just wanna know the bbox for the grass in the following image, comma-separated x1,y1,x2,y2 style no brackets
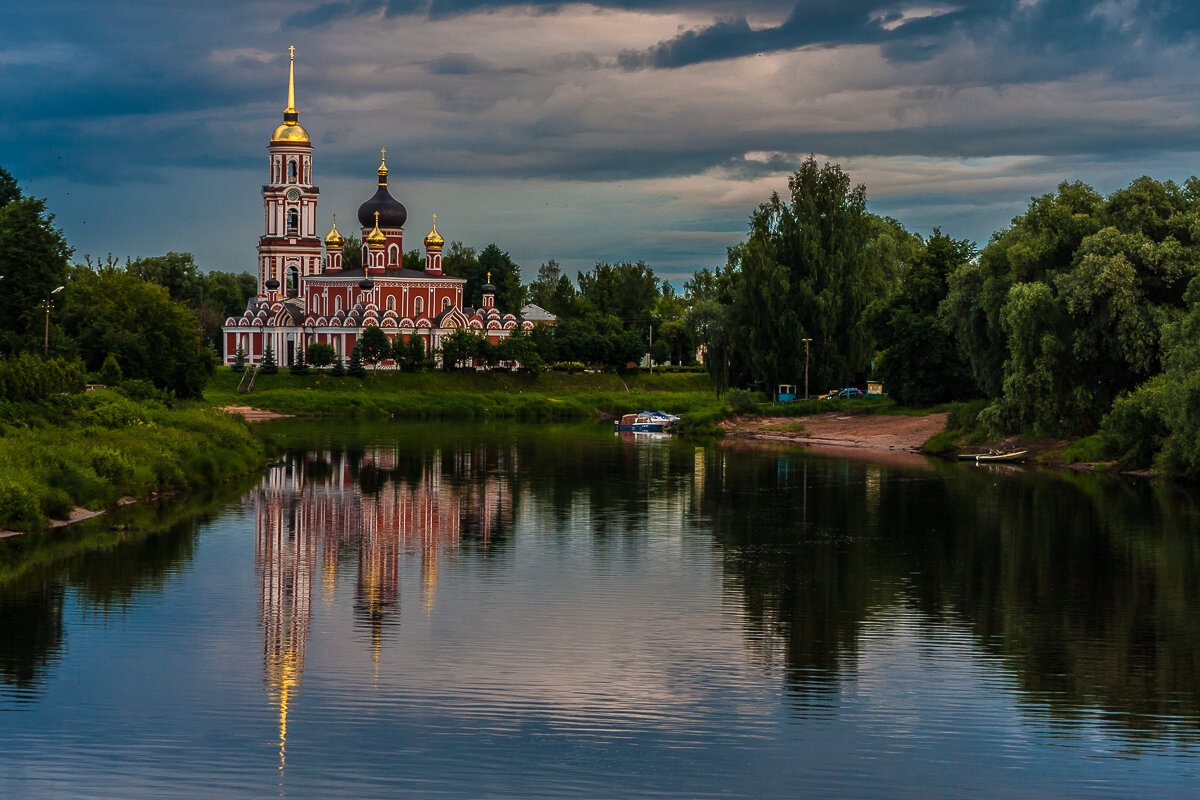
206,368,724,420
1055,434,1114,465
0,389,267,532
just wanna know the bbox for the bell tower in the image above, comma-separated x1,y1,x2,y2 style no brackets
258,46,321,302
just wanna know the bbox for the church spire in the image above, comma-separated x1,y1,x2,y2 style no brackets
271,46,310,144
286,45,297,115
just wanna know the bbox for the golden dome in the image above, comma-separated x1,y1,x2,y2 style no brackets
366,211,387,247
324,215,344,247
424,214,444,250
377,148,389,184
271,121,311,144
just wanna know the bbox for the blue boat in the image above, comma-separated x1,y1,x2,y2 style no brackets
615,410,680,433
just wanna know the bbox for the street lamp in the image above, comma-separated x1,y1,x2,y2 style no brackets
802,337,812,400
44,285,64,357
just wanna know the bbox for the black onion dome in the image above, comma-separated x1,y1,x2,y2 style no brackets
357,184,407,229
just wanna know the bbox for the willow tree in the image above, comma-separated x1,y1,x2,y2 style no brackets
728,157,881,391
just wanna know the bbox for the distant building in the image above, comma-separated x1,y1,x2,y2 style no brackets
223,49,532,366
519,304,557,326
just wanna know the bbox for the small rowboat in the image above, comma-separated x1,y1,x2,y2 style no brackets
974,450,1027,463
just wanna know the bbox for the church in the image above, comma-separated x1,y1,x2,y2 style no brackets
223,48,534,367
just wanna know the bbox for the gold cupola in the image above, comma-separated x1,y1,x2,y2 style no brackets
271,46,311,145
366,211,387,247
377,148,389,185
324,214,344,248
423,214,444,250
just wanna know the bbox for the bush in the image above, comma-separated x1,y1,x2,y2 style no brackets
723,388,762,415
0,353,87,401
307,342,335,369
98,353,123,385
117,378,175,406
0,480,45,530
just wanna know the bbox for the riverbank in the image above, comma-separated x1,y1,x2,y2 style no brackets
0,388,266,533
204,368,722,419
724,410,949,452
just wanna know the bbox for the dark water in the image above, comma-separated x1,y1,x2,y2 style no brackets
2,421,1199,798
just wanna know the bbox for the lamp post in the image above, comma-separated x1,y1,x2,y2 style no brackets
44,285,64,356
802,337,812,400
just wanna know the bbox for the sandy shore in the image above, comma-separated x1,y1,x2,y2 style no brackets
723,411,949,453
220,405,295,422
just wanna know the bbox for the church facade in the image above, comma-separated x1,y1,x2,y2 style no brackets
223,49,532,367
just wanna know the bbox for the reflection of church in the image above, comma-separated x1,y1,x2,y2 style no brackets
224,48,534,366
255,442,510,755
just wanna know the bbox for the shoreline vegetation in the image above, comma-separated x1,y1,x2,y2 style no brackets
0,386,265,534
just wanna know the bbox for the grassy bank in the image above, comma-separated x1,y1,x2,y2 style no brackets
0,389,266,532
205,368,724,420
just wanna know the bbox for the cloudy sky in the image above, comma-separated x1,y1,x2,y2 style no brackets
6,1,1200,283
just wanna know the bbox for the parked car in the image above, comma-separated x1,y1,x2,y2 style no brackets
822,387,864,399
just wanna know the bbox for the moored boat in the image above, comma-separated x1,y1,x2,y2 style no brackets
615,410,680,433
974,449,1028,463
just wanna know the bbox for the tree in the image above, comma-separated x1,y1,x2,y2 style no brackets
289,345,309,375
867,230,975,406
58,267,215,397
330,355,346,377
0,167,73,355
358,325,391,369
347,342,366,377
497,330,542,372
526,259,577,316
342,235,362,273
126,252,204,307
440,328,478,370
98,352,123,386
261,341,278,374
725,157,882,391
403,249,422,271
306,341,335,368
407,335,426,371
232,346,246,373
577,261,660,326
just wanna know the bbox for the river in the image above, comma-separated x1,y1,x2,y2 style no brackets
1,420,1198,798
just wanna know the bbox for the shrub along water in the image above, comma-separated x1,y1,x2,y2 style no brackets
0,385,265,531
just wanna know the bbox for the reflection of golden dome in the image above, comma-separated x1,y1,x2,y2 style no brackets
272,121,311,144
324,215,344,247
424,214,444,250
367,211,387,247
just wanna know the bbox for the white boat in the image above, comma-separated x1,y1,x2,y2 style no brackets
614,410,680,433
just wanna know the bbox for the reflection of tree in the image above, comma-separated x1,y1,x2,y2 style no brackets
0,482,254,697
703,446,1200,741
0,580,64,694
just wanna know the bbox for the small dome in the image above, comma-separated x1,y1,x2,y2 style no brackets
324,215,344,247
356,149,407,228
424,214,444,250
366,212,387,247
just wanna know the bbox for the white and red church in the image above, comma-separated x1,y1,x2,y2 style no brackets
223,49,532,367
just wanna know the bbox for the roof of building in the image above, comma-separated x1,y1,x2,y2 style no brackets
520,304,557,322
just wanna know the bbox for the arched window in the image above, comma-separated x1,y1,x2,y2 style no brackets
287,210,299,235
286,265,299,297
335,296,342,314
288,160,297,182
388,245,399,266
362,245,368,266
414,296,424,316
441,297,451,311
386,295,395,312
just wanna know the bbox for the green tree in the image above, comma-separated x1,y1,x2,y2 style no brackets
330,354,346,377
867,230,975,406
358,325,391,369
403,249,423,271
0,167,73,355
59,267,215,398
440,328,478,370
98,352,123,386
526,259,577,316
261,341,278,375
726,157,881,391
289,345,309,375
497,330,542,372
342,235,362,273
407,335,426,371
232,346,246,373
576,261,660,327
346,342,366,377
306,341,335,368
126,252,204,307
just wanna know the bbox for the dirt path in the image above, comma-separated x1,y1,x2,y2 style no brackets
724,411,948,453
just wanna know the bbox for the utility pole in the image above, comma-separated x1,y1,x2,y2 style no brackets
44,286,64,357
648,325,653,375
802,337,812,400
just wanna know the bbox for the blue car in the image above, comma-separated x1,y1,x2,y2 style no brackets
825,387,864,399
